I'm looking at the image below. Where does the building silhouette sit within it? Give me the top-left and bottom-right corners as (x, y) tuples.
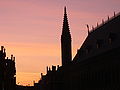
(0, 46), (16, 90)
(61, 7), (72, 66)
(34, 8), (120, 90)
(16, 85), (34, 90)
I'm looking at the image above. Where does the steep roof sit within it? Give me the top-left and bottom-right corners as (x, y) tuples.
(73, 12), (120, 62)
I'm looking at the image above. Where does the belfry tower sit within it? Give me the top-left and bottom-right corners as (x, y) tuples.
(61, 7), (72, 66)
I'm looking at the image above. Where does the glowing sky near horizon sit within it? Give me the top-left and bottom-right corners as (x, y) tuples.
(0, 0), (119, 86)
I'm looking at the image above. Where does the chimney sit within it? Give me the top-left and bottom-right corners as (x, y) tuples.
(52, 65), (56, 72)
(13, 57), (15, 61)
(3, 48), (6, 53)
(1, 46), (4, 52)
(114, 11), (115, 17)
(57, 65), (59, 70)
(102, 19), (104, 24)
(11, 55), (13, 60)
(97, 22), (99, 27)
(47, 66), (48, 73)
(49, 67), (51, 71)
(108, 16), (109, 21)
(41, 73), (43, 77)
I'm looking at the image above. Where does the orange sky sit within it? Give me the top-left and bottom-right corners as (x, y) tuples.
(0, 0), (120, 86)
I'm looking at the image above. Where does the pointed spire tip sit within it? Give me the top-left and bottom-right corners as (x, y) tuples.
(64, 6), (66, 9)
(64, 6), (67, 14)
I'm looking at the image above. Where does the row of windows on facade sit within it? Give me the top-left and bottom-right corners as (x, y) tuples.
(85, 33), (117, 54)
(75, 71), (119, 81)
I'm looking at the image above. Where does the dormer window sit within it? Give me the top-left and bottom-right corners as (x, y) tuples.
(108, 38), (112, 44)
(85, 45), (92, 54)
(86, 49), (89, 54)
(108, 33), (116, 44)
(96, 40), (104, 48)
(96, 43), (100, 48)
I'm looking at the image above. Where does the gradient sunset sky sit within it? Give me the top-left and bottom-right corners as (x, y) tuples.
(0, 0), (120, 86)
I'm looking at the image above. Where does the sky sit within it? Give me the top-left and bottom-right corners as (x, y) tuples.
(0, 0), (119, 86)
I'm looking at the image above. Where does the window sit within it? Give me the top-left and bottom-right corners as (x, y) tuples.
(6, 63), (7, 66)
(85, 45), (92, 54)
(96, 40), (104, 48)
(108, 33), (117, 44)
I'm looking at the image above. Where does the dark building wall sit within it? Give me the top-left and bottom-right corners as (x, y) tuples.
(35, 12), (120, 90)
(62, 46), (120, 90)
(74, 13), (120, 61)
(16, 85), (34, 90)
(0, 46), (16, 90)
(62, 13), (120, 90)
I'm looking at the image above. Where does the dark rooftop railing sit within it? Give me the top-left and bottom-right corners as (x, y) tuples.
(90, 12), (120, 33)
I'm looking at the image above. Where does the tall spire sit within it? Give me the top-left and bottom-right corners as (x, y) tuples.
(61, 6), (72, 66)
(62, 6), (71, 35)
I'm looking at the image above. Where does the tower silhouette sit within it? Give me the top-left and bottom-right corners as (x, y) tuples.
(61, 7), (72, 66)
